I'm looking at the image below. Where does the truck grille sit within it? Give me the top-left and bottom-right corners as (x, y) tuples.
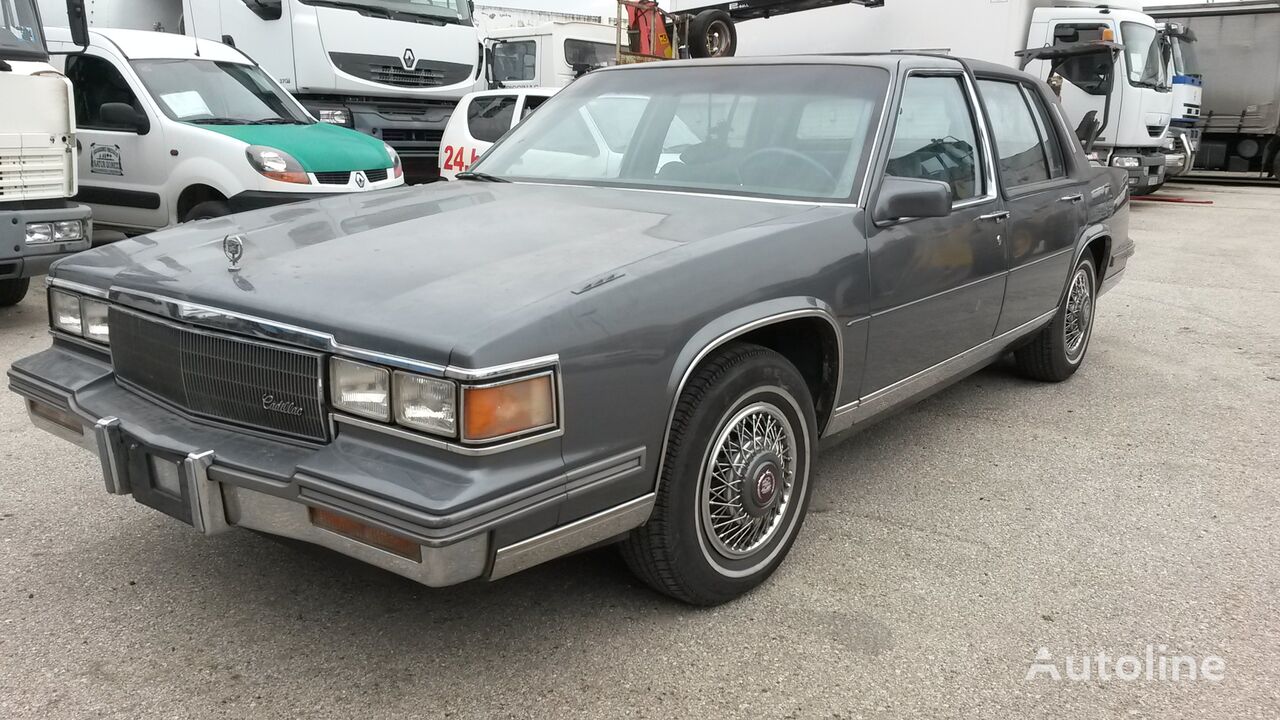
(0, 146), (68, 201)
(370, 64), (448, 88)
(328, 52), (472, 90)
(109, 308), (328, 442)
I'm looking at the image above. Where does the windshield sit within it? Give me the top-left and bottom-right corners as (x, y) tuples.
(1122, 22), (1167, 89)
(473, 64), (888, 202)
(132, 59), (312, 125)
(1171, 35), (1200, 77)
(0, 0), (46, 61)
(565, 39), (615, 72)
(300, 0), (471, 25)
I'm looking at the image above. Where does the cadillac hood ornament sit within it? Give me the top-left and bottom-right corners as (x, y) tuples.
(223, 234), (245, 272)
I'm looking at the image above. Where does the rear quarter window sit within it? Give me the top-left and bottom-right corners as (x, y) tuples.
(467, 95), (518, 144)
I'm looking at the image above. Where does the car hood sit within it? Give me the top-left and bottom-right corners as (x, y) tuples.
(192, 122), (393, 173)
(57, 183), (820, 365)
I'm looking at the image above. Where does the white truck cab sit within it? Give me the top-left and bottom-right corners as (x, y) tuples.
(488, 22), (616, 89)
(45, 28), (403, 235)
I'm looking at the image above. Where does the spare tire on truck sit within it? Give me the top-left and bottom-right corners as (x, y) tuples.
(688, 9), (737, 58)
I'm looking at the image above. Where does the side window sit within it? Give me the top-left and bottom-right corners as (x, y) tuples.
(886, 75), (982, 202)
(521, 95), (548, 119)
(1051, 24), (1112, 96)
(978, 79), (1051, 187)
(65, 55), (142, 131)
(467, 95), (517, 144)
(492, 40), (536, 83)
(1023, 87), (1067, 179)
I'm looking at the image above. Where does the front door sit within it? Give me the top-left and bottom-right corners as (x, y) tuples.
(976, 77), (1086, 333)
(66, 52), (168, 232)
(861, 72), (1007, 396)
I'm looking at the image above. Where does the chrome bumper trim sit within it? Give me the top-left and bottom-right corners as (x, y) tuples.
(489, 493), (655, 580)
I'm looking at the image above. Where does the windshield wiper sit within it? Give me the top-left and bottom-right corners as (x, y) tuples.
(189, 118), (248, 125)
(250, 118), (306, 125)
(455, 171), (510, 183)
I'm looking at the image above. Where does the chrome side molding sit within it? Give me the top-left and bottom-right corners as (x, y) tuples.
(489, 494), (656, 580)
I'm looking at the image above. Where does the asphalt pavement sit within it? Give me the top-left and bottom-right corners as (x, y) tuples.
(1, 182), (1277, 718)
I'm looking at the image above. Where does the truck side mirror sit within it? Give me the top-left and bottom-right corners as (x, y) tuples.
(240, 0), (283, 21)
(873, 177), (953, 224)
(65, 0), (89, 48)
(99, 103), (150, 135)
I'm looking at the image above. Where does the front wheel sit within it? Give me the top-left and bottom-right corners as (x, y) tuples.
(622, 343), (817, 605)
(0, 278), (31, 307)
(182, 200), (230, 223)
(1015, 255), (1098, 382)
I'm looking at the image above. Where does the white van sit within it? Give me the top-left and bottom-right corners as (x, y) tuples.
(438, 86), (699, 180)
(45, 28), (404, 235)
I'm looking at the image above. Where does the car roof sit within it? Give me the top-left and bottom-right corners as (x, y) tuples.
(596, 53), (1037, 82)
(46, 27), (250, 64)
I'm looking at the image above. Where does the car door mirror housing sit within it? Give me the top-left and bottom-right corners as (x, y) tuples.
(99, 103), (149, 135)
(873, 177), (953, 224)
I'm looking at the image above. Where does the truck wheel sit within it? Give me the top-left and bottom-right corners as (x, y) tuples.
(182, 200), (231, 223)
(1015, 255), (1097, 382)
(688, 9), (736, 58)
(621, 342), (816, 605)
(0, 278), (31, 307)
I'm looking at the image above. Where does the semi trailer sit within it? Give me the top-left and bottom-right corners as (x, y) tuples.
(1150, 1), (1280, 177)
(695, 0), (1178, 193)
(42, 0), (486, 182)
(1, 0), (92, 306)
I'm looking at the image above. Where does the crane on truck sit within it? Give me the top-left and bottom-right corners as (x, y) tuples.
(1, 0), (93, 307)
(44, 0), (486, 183)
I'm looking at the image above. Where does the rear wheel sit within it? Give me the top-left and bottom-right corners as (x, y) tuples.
(622, 343), (816, 605)
(688, 9), (737, 58)
(0, 278), (31, 307)
(182, 200), (230, 223)
(1015, 255), (1097, 382)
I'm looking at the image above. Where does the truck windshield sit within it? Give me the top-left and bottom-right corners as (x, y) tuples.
(301, 0), (472, 25)
(1171, 36), (1200, 77)
(132, 59), (313, 125)
(473, 64), (888, 202)
(1121, 22), (1167, 89)
(565, 39), (615, 72)
(0, 0), (47, 61)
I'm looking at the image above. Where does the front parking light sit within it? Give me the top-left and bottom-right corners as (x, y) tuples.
(462, 373), (556, 442)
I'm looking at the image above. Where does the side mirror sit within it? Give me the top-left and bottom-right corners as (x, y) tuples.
(65, 0), (89, 48)
(240, 0), (283, 21)
(99, 103), (150, 134)
(874, 177), (953, 224)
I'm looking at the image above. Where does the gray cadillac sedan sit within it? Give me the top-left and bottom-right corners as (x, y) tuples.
(9, 54), (1132, 605)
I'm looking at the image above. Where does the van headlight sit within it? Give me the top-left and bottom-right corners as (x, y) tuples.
(246, 145), (310, 185)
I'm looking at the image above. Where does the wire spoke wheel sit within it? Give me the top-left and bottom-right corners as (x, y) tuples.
(699, 401), (797, 559)
(1063, 266), (1094, 362)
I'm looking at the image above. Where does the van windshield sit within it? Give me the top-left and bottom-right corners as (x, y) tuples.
(132, 59), (313, 125)
(0, 0), (47, 61)
(472, 64), (888, 202)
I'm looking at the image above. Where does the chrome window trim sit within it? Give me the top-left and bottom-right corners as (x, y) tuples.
(652, 307), (843, 495)
(331, 413), (565, 457)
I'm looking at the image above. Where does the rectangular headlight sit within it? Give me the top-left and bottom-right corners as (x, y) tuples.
(54, 220), (84, 242)
(1111, 156), (1141, 169)
(80, 298), (111, 345)
(330, 357), (390, 421)
(317, 108), (350, 126)
(49, 290), (82, 335)
(26, 223), (53, 244)
(461, 373), (556, 443)
(393, 372), (457, 436)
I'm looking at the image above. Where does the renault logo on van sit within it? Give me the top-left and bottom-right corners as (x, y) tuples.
(354, 171), (366, 188)
(401, 48), (416, 71)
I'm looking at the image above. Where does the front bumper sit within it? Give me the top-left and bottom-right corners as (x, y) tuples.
(1110, 151), (1166, 191)
(0, 202), (93, 279)
(8, 343), (653, 587)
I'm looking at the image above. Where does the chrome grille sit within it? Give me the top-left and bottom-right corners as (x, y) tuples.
(109, 308), (327, 442)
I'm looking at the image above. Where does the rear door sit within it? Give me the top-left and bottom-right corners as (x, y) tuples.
(861, 71), (1007, 396)
(439, 93), (519, 178)
(977, 77), (1085, 332)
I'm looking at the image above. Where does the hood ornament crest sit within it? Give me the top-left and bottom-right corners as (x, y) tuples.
(223, 234), (245, 273)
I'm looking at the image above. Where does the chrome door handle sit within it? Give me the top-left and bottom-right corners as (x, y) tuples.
(1059, 194), (1084, 203)
(977, 211), (1010, 222)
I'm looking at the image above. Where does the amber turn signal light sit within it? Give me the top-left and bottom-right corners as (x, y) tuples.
(308, 507), (422, 562)
(462, 374), (556, 442)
